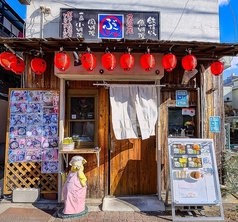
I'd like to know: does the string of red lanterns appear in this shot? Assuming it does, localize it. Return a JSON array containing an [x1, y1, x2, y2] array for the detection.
[[0, 48, 225, 77]]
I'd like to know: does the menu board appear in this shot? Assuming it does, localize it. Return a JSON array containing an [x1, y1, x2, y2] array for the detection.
[[168, 138, 222, 205], [7, 89, 59, 173]]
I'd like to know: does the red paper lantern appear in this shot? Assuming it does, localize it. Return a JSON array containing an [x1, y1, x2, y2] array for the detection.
[[31, 58, 47, 75], [161, 53, 177, 72], [11, 58, 25, 75], [140, 53, 155, 71], [120, 53, 135, 71], [101, 52, 116, 71], [81, 53, 97, 71], [211, 61, 224, 76], [182, 54, 197, 70], [0, 52, 17, 70], [54, 52, 70, 71]]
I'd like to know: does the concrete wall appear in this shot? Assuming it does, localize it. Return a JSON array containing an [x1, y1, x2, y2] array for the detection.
[[25, 0, 219, 42]]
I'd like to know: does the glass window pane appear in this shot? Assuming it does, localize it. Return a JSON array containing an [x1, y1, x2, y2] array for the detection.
[[70, 122, 94, 142], [168, 108, 195, 136], [70, 97, 94, 120]]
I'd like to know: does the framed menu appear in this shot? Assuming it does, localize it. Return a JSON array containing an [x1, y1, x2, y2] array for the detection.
[[7, 89, 59, 173], [168, 138, 224, 221]]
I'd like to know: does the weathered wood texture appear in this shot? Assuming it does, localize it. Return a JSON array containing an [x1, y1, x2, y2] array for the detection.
[[159, 61, 225, 190], [4, 53, 225, 197]]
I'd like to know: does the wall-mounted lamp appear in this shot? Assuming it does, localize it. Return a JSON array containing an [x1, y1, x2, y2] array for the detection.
[[73, 51, 82, 66]]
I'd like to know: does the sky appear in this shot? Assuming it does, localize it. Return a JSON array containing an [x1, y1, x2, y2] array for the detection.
[[219, 0, 238, 79], [8, 0, 26, 20], [7, 0, 238, 80]]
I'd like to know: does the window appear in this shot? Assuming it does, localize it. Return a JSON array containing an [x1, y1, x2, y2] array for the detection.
[[67, 89, 98, 148], [168, 107, 196, 137]]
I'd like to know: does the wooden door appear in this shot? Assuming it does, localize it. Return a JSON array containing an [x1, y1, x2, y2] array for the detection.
[[109, 131, 157, 195]]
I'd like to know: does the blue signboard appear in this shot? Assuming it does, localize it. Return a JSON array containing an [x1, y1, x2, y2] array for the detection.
[[210, 116, 221, 133], [176, 90, 188, 107], [98, 14, 124, 39]]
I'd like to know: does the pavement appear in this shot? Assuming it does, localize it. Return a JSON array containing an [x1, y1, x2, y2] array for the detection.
[[0, 177, 238, 222]]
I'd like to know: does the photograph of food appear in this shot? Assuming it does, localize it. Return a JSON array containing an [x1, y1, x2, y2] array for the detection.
[[190, 171, 201, 180]]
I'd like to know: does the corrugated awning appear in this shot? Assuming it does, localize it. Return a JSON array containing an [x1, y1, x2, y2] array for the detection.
[[0, 37, 238, 59]]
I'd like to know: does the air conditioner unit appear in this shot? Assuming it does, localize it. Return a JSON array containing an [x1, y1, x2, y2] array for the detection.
[[18, 0, 31, 5]]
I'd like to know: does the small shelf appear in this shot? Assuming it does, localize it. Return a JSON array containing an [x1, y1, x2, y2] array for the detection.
[[59, 148, 101, 167]]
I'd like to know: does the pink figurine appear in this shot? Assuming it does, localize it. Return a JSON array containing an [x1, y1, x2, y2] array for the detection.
[[62, 155, 87, 215]]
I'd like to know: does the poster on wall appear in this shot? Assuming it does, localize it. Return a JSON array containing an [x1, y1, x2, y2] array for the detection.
[[7, 89, 59, 173], [210, 116, 221, 133]]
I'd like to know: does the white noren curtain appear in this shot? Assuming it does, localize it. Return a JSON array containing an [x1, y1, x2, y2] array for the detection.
[[109, 85, 158, 140]]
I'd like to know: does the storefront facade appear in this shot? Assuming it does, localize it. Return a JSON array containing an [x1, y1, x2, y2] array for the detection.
[[1, 1, 234, 200]]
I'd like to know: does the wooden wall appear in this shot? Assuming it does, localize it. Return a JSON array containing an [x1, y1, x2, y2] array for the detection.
[[159, 60, 225, 189], [8, 53, 224, 197]]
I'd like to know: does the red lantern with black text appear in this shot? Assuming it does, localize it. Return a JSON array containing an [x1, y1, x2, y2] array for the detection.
[[31, 58, 47, 75], [211, 61, 224, 76], [182, 54, 197, 70], [11, 58, 25, 75], [81, 53, 97, 71], [101, 52, 116, 71], [161, 53, 177, 72], [54, 52, 70, 71], [140, 53, 155, 71], [0, 52, 17, 70], [120, 53, 134, 71]]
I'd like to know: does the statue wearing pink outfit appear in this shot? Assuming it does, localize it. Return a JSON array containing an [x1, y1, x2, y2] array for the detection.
[[62, 155, 87, 215]]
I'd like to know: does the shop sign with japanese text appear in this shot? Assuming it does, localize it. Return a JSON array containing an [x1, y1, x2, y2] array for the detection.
[[60, 9, 159, 40], [176, 90, 189, 107]]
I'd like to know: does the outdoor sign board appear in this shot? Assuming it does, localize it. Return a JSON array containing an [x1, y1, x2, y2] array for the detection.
[[7, 89, 60, 173], [176, 90, 188, 107], [168, 138, 224, 221], [60, 9, 159, 40]]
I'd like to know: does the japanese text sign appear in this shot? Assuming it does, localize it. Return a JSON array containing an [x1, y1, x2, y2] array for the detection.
[[60, 9, 159, 40]]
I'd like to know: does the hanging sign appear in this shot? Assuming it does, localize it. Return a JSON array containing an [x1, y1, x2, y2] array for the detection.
[[210, 116, 221, 133], [176, 90, 188, 107], [60, 9, 159, 40]]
